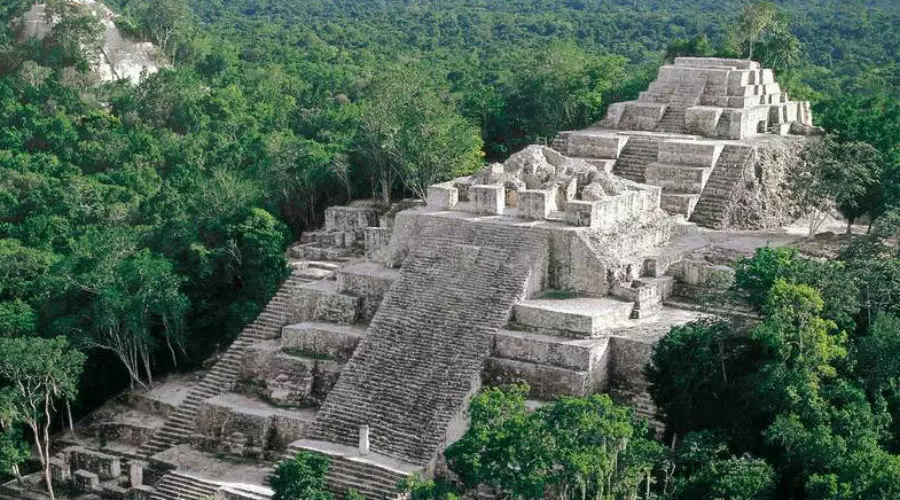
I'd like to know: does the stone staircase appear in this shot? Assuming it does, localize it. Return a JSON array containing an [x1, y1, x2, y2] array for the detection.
[[308, 218, 548, 466], [690, 144, 754, 228], [151, 471, 219, 500], [644, 141, 724, 219], [654, 78, 708, 134], [282, 440, 415, 500], [611, 136, 661, 183], [290, 204, 381, 261], [138, 263, 339, 458]]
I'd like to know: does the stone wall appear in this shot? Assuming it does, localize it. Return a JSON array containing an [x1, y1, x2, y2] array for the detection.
[[309, 214, 550, 466]]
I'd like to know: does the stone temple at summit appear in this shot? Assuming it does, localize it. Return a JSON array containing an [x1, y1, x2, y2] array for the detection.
[[8, 58, 825, 500]]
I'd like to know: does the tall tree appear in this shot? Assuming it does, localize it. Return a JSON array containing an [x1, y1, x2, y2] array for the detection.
[[0, 336, 85, 500]]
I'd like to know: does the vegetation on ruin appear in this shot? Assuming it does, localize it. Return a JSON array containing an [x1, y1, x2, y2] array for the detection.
[[0, 0, 898, 496], [647, 232, 900, 498], [270, 450, 333, 500]]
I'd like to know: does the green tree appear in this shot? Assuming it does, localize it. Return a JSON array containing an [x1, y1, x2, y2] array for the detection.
[[791, 135, 881, 235], [270, 451, 333, 500], [646, 318, 754, 444], [60, 228, 188, 389], [0, 428, 29, 485], [446, 385, 664, 499], [0, 299, 36, 337], [730, 2, 777, 61], [0, 336, 85, 500], [355, 67, 483, 203], [131, 0, 195, 63], [676, 456, 776, 500]]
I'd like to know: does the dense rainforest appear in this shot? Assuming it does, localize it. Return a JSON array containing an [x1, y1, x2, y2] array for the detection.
[[0, 0, 898, 498]]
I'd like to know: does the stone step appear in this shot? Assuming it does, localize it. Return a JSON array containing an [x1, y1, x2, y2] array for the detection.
[[491, 328, 609, 371], [660, 193, 700, 218], [282, 322, 368, 362], [483, 356, 596, 400], [284, 439, 420, 500], [512, 297, 636, 338], [644, 163, 711, 194]]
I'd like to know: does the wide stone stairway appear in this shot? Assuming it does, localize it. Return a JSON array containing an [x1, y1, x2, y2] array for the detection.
[[305, 219, 548, 477]]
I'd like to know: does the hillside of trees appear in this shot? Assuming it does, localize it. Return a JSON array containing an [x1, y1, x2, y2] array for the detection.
[[0, 1, 897, 498]]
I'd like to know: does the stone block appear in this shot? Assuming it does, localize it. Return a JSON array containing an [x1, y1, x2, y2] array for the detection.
[[125, 485, 156, 500], [685, 106, 723, 137], [129, 462, 143, 487], [598, 102, 626, 128], [482, 357, 594, 400], [426, 183, 459, 209], [364, 227, 391, 260], [470, 184, 505, 215], [657, 140, 723, 168], [517, 189, 552, 220], [282, 323, 364, 362], [492, 330, 608, 371], [324, 206, 378, 232], [74, 469, 101, 493], [565, 131, 628, 159], [66, 446, 121, 480], [50, 457, 70, 484], [674, 57, 758, 70]]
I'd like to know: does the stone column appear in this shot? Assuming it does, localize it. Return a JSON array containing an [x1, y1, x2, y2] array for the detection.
[[359, 424, 370, 456]]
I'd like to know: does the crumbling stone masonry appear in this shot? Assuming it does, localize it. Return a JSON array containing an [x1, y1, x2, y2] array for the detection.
[[552, 57, 819, 228]]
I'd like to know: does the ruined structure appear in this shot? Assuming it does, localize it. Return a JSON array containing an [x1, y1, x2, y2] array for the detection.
[[14, 1, 166, 84], [1, 59, 824, 500], [554, 57, 819, 229]]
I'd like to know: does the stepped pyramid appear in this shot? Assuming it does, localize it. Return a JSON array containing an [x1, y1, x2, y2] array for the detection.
[[553, 57, 820, 228]]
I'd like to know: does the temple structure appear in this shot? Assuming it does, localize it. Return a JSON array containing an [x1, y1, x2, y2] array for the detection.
[[2, 58, 822, 500]]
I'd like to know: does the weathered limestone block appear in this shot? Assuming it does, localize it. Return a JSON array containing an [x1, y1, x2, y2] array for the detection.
[[364, 226, 391, 261], [685, 107, 723, 137], [565, 131, 628, 158], [336, 263, 397, 322], [74, 469, 101, 493], [620, 102, 667, 130], [657, 140, 723, 168], [324, 206, 379, 232], [426, 182, 459, 209], [565, 191, 654, 230], [492, 330, 608, 372], [611, 277, 674, 318], [64, 446, 121, 480], [597, 102, 627, 128], [669, 260, 735, 287], [129, 462, 144, 487], [266, 353, 342, 406], [50, 457, 70, 484], [517, 189, 552, 220], [197, 400, 272, 457], [291, 281, 360, 324], [196, 394, 314, 457], [125, 485, 156, 500], [471, 184, 505, 214], [282, 324, 363, 362], [483, 357, 595, 400]]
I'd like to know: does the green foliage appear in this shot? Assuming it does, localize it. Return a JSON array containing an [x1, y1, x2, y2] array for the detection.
[[270, 451, 333, 500], [445, 385, 664, 499], [355, 66, 483, 202], [676, 456, 776, 500], [0, 299, 36, 337], [793, 134, 883, 232], [646, 318, 760, 442], [733, 247, 860, 332], [0, 428, 29, 478], [396, 474, 461, 499]]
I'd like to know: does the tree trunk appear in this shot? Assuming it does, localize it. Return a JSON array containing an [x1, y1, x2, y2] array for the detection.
[[846, 218, 853, 234]]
